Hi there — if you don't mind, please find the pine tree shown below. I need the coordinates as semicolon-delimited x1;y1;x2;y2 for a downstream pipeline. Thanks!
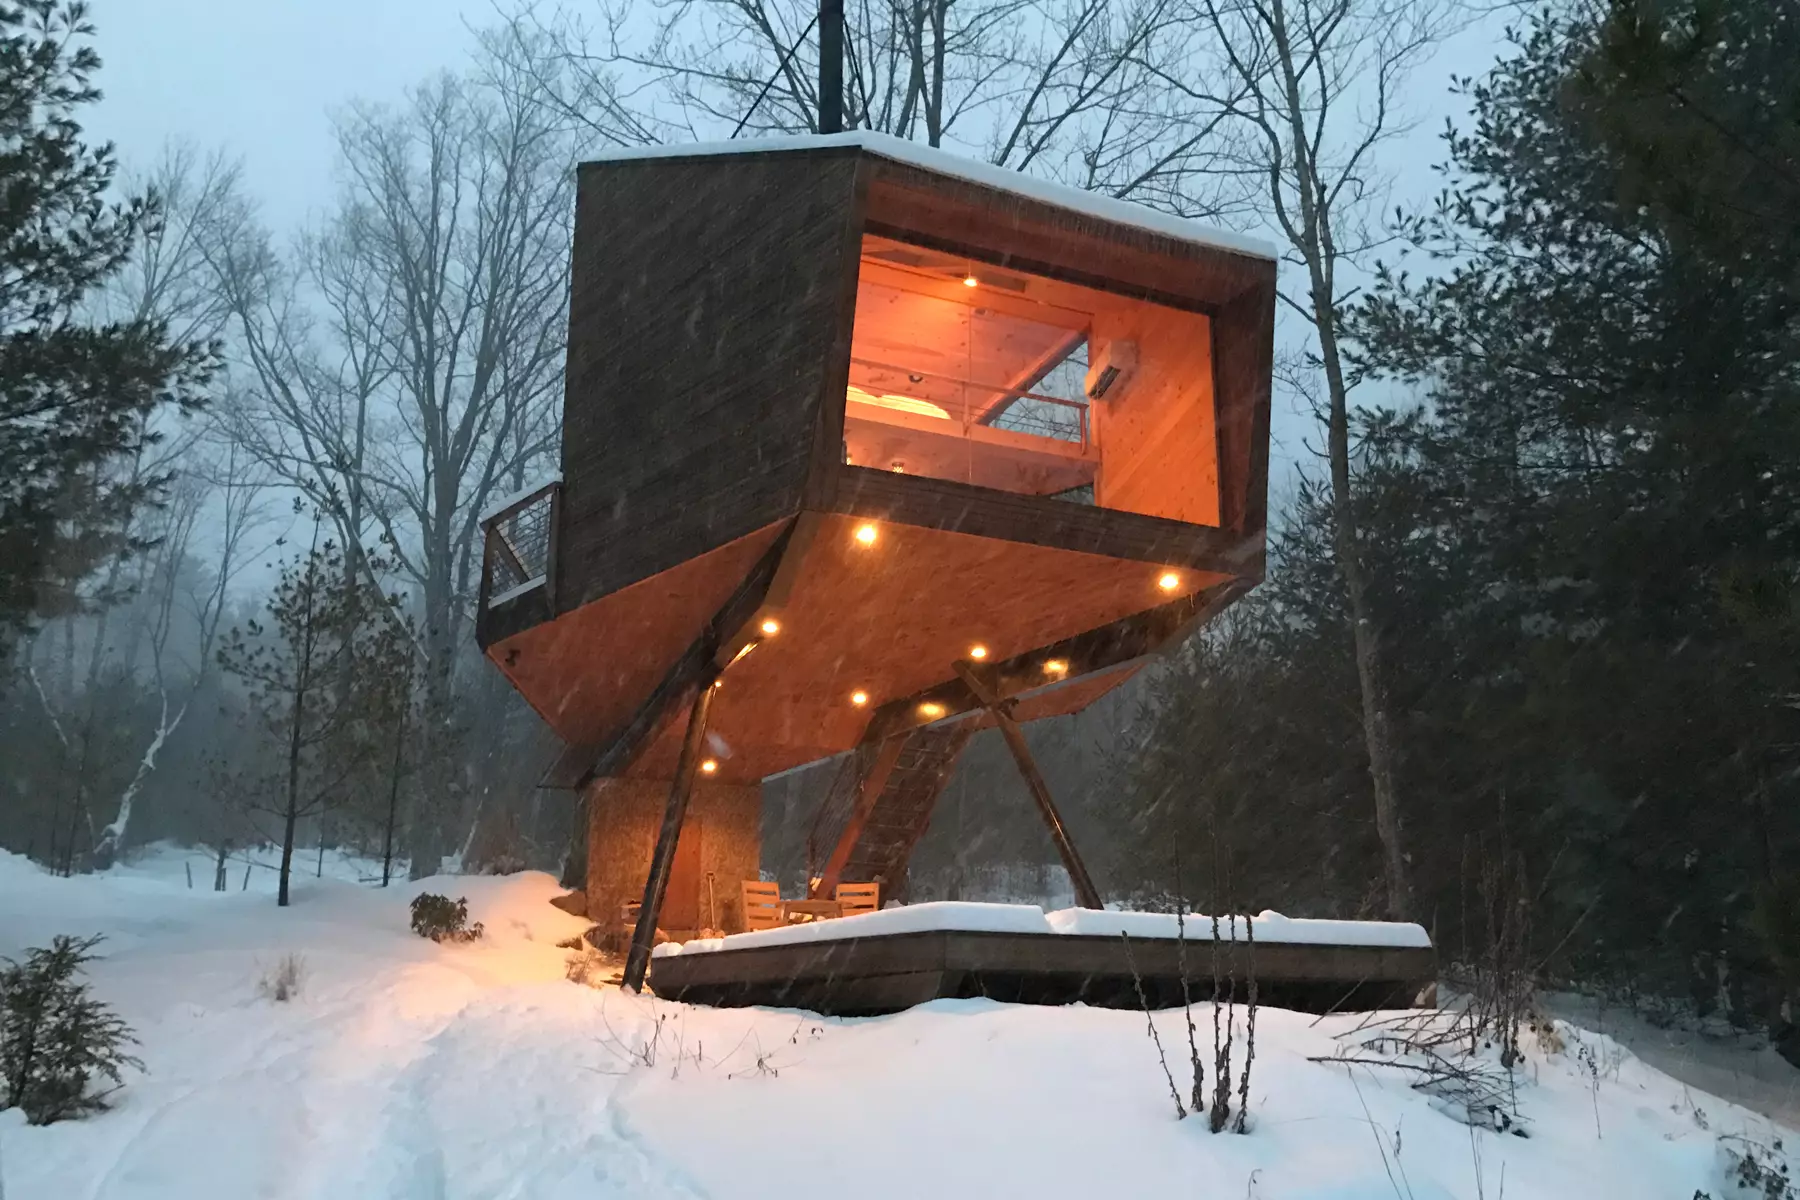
1119;2;1800;1029
0;934;142;1124
0;1;215;652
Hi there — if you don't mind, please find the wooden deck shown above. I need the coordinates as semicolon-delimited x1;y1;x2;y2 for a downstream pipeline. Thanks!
647;927;1434;1017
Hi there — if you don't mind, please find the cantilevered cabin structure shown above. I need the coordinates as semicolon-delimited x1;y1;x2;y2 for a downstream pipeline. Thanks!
474;133;1424;1008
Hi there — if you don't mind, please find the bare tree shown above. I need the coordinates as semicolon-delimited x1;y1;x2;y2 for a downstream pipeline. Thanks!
217;534;406;906
324;52;572;873
202;180;394;570
1148;0;1464;918
88;438;275;867
101;142;240;345
506;0;1243;212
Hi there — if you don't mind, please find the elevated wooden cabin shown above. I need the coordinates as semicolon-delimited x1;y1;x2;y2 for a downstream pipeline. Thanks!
477;132;1276;953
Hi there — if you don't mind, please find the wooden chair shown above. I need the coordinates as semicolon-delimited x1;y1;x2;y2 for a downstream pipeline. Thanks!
742;880;783;932
835;881;880;917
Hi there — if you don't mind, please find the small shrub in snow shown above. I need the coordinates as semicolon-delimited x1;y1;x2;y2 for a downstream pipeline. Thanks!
258;953;306;1002
0;935;144;1125
410;893;484;943
1701;1132;1794;1200
565;946;615;988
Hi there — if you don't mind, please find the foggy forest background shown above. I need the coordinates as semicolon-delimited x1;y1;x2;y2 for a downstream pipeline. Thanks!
2;0;1795;1052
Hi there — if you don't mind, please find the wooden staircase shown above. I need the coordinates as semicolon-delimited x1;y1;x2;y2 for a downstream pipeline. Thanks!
806;721;975;898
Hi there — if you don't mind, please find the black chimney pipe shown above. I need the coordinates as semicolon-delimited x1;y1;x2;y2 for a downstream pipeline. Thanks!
818;0;844;133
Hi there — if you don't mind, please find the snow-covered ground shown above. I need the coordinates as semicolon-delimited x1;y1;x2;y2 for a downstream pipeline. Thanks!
2;843;1794;1199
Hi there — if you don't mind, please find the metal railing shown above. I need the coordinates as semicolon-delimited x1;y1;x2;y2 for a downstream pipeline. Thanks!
478;481;559;615
846;357;1091;449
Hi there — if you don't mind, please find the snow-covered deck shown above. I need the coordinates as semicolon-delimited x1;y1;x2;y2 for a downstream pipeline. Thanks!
648;902;1434;1017
654;901;1432;957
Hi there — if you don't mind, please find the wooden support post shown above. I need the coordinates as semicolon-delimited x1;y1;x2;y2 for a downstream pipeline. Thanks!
809;734;908;899
620;672;719;993
952;660;1104;909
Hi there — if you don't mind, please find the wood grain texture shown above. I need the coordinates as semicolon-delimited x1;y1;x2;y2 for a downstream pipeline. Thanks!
487;521;787;747
1213;272;1276;538
621;514;1230;783
559;148;863;608
863;162;1268;312
829;466;1261;575
1091;302;1218;525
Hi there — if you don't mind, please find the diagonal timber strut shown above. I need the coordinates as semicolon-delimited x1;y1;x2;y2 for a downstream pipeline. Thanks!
953;660;1103;910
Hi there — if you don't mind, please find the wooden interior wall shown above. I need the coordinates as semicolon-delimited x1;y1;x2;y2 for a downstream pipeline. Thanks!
585;776;762;939
863;163;1268;312
1090;303;1218;525
558;147;865;610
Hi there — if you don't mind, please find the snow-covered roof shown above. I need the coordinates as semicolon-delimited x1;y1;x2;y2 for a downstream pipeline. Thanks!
585;131;1277;261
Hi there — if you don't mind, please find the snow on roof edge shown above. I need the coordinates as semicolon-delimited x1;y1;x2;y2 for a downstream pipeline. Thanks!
478;476;562;525
583;132;1277;262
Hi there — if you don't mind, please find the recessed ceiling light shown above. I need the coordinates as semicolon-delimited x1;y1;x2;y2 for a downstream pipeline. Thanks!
760;618;780;635
969;645;988;660
700;759;718;774
854;523;878;546
919;701;945;718
1157;571;1181;592
1043;659;1069;677
851;690;869;706
962;274;978;288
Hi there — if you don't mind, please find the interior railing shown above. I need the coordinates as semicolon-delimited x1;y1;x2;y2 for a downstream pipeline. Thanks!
846;357;1091;449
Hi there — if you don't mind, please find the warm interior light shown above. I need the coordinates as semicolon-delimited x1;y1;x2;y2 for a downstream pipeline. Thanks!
1043;658;1069;678
848;385;951;421
760;618;780;635
854;523;878;546
700;759;718;774
889;462;906;473
851;690;869;706
919;701;946;718
1157;571;1181;592
969;645;988;660
712;679;723;689
962;273;979;288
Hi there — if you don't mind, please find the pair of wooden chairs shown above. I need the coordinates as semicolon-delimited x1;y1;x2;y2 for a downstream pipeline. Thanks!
741;880;880;932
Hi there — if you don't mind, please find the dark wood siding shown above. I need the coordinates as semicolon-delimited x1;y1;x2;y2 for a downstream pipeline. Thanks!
1212;274;1275;539
558;148;865;610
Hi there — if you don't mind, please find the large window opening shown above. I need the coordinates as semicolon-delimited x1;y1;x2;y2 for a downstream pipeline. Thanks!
845;234;1220;526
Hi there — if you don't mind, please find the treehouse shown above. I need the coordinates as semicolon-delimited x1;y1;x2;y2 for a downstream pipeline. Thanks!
475;132;1314;1001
